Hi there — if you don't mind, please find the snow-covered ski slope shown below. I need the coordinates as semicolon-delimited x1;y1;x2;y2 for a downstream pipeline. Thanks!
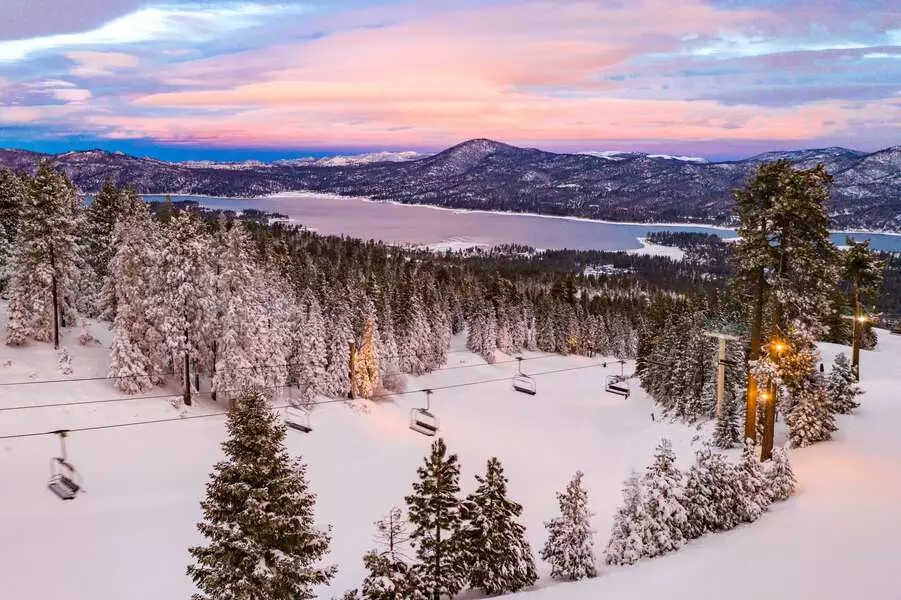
1;314;899;600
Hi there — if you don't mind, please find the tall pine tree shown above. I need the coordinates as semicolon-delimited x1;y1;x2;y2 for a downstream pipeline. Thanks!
187;388;336;600
604;471;647;566
459;457;537;595
827;352;862;414
639;439;689;557
540;471;597;581
6;161;80;346
405;438;466;600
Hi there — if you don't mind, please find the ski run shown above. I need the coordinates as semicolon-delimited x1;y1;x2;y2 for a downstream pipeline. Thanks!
1;309;899;600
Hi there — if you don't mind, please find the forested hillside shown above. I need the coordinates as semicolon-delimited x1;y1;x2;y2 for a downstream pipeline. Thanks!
1;139;900;231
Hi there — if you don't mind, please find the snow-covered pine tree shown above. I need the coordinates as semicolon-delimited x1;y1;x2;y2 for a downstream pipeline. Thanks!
298;290;328;406
109;328;154;393
352;318;381;399
827;352;861;414
682;444;717;540
426;291;451;369
0;167;25;291
459;457;537;595
735;438;773;522
107;202;166;392
765;446;797;501
604;471;646;566
324;291;354;398
540;471;598;581
212;223;269;401
57;347;73;375
360;508;426;600
640;439;689;557
786;380;837;447
256;269;293;394
361;552;425;600
6;162;80;346
187;388;336;600
5;274;29;345
82;178;125;318
713;385;742;449
373;286;400;378
478;302;498;361
159;209;214;404
404;437;467;599
732;160;838;447
681;442;743;537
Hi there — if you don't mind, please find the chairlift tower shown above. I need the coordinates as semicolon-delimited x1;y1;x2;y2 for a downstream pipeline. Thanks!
703;329;740;421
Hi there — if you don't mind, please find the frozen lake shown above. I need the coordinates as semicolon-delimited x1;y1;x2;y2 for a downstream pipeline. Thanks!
143;193;901;252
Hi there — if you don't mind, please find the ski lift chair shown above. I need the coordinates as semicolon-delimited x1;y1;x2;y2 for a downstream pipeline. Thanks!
605;375;631;398
285;406;313;433
410;390;439;436
512;357;537;395
47;431;82;500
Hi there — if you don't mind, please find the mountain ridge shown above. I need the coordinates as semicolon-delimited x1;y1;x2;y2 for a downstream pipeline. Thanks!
0;139;898;231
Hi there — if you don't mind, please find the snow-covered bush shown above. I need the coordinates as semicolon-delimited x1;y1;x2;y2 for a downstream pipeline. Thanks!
766;446;797;501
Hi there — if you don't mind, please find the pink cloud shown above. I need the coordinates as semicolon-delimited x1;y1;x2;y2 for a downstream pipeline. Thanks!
120;0;782;145
9;0;899;150
65;50;139;77
90;94;901;148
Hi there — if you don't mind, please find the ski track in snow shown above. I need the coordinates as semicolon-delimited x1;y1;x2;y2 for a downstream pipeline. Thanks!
0;305;899;600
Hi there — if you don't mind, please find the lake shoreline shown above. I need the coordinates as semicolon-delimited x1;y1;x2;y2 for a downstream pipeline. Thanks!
150;189;901;238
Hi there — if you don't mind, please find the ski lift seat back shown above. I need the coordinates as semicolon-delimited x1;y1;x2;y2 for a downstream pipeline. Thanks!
409;389;439;436
512;356;537;395
48;458;80;500
605;375;631;398
410;408;438;436
512;375;536;395
285;407;313;433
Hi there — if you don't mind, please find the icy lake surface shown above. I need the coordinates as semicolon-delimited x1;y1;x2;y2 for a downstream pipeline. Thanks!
143;193;901;252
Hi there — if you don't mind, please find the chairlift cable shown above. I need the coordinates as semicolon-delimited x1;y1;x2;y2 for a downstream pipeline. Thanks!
0;361;611;441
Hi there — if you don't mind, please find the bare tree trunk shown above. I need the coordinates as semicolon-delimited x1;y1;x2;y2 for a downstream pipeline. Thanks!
51;273;60;350
744;268;766;441
852;281;861;381
211;339;218;401
761;262;785;462
183;347;192;406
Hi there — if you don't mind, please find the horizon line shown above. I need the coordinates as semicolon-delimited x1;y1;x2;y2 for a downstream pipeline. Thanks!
2;137;889;165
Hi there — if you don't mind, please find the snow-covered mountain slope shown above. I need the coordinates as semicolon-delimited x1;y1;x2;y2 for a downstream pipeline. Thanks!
580;150;707;163
512;335;901;600
3;139;899;231
178;151;430;169
1;308;899;600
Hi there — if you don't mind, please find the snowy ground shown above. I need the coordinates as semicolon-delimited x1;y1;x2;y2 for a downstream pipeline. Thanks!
1;312;899;600
515;336;901;600
625;237;685;261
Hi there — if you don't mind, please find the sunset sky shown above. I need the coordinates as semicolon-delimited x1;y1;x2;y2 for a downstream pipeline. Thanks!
1;0;899;161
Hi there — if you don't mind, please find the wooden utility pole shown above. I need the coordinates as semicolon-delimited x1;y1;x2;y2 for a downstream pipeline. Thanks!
703;330;739;421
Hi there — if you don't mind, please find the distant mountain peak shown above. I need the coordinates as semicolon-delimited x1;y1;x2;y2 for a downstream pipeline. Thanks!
578;150;707;163
0;140;897;232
